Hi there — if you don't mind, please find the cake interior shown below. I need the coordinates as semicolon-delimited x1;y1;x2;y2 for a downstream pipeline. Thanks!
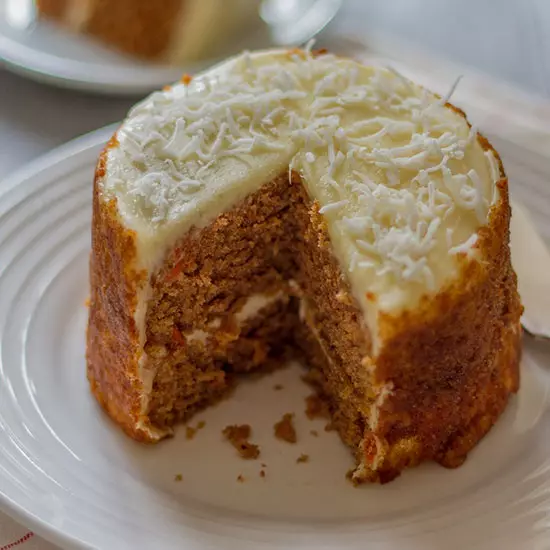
144;171;374;465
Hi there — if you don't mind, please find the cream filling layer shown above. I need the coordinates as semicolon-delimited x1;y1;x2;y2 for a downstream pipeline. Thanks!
185;291;287;343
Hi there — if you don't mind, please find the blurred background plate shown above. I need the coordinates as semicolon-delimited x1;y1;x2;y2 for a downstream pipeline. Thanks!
0;0;342;95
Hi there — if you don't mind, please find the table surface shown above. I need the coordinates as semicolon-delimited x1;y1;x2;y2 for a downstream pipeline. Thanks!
0;1;549;548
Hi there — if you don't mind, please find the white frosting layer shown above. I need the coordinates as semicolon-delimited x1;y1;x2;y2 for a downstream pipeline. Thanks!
100;48;501;337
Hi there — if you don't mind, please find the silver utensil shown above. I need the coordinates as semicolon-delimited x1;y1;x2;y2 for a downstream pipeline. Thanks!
260;0;343;46
510;200;550;340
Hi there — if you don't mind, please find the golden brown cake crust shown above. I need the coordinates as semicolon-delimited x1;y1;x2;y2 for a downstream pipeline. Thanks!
87;140;152;442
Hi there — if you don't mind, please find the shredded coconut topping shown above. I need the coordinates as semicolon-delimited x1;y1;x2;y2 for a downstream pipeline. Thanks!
104;49;498;311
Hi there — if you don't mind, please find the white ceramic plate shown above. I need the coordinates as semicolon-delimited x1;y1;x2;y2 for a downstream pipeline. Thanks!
1;126;550;550
0;0;342;95
0;0;190;95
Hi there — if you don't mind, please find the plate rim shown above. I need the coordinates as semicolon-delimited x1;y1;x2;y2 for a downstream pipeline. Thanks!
0;29;189;95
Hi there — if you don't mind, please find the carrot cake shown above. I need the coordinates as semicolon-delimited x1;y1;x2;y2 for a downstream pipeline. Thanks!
36;0;260;63
87;48;522;483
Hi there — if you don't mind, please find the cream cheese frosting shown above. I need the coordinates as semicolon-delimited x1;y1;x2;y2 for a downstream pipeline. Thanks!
100;47;500;332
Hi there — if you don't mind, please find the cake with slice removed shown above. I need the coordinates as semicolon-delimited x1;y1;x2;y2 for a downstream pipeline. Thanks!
87;48;522;483
36;0;260;63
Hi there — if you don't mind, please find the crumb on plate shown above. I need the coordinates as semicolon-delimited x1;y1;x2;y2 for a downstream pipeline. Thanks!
274;413;297;443
222;424;260;459
346;468;360;487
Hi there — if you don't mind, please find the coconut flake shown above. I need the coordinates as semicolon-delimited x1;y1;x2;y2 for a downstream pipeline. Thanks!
449;233;478;255
319;199;349;214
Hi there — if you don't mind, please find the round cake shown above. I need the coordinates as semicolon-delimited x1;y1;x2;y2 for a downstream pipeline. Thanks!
87;48;522;483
